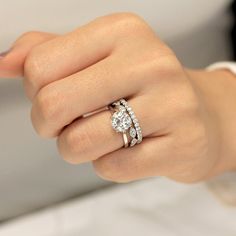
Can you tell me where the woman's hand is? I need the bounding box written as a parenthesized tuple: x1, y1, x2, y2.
(1, 13, 236, 183)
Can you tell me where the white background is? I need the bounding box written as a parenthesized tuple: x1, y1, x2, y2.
(0, 0, 232, 220)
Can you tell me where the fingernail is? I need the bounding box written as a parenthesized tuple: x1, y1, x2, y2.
(0, 49, 11, 58)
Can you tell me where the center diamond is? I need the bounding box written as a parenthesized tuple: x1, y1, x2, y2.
(111, 110, 132, 132)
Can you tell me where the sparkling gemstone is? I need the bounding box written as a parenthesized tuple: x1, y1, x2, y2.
(130, 138, 138, 147)
(119, 105, 126, 112)
(130, 127, 137, 138)
(111, 111, 132, 132)
(131, 114, 135, 119)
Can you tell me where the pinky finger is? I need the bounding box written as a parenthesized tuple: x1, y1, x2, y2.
(93, 136, 172, 183)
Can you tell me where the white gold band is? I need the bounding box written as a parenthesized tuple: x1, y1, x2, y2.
(119, 99, 143, 146)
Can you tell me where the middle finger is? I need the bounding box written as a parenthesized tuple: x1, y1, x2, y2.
(31, 57, 142, 138)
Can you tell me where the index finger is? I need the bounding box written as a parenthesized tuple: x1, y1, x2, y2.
(23, 13, 150, 99)
(0, 31, 56, 78)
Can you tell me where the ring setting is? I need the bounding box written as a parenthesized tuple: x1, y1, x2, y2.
(111, 108, 132, 133)
(109, 99, 143, 148)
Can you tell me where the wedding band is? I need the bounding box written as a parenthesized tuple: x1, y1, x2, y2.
(120, 99, 143, 146)
(122, 132, 129, 148)
(109, 99, 143, 148)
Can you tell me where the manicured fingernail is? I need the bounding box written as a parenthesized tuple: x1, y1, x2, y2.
(0, 49, 11, 58)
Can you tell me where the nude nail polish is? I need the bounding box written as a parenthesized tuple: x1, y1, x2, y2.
(0, 49, 10, 58)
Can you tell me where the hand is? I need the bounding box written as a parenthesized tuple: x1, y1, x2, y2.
(1, 13, 236, 183)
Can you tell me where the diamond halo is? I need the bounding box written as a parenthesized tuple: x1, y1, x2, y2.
(111, 109, 132, 133)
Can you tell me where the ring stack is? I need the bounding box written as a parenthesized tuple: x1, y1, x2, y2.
(109, 99, 143, 148)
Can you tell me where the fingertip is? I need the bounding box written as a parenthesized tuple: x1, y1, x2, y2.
(0, 49, 11, 59)
(0, 31, 57, 79)
(0, 47, 25, 78)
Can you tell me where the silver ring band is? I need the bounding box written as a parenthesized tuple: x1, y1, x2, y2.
(123, 132, 129, 148)
(119, 99, 143, 146)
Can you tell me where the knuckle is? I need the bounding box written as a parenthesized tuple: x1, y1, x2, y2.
(175, 85, 200, 116)
(154, 69, 200, 118)
(17, 31, 41, 42)
(57, 136, 78, 165)
(35, 86, 61, 126)
(24, 47, 45, 92)
(98, 12, 147, 36)
(30, 107, 49, 138)
(140, 49, 181, 87)
(110, 12, 143, 23)
(57, 136, 77, 165)
(114, 13, 146, 31)
(62, 122, 95, 162)
(150, 53, 181, 81)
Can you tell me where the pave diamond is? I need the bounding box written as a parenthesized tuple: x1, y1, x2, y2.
(111, 110, 132, 132)
(131, 114, 135, 119)
(130, 138, 138, 147)
(119, 105, 126, 112)
(130, 127, 137, 138)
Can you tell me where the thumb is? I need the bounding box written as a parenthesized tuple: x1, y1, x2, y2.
(0, 31, 57, 78)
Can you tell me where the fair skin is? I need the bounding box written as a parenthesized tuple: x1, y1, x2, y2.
(0, 13, 236, 183)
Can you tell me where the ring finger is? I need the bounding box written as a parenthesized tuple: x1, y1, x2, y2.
(57, 96, 169, 164)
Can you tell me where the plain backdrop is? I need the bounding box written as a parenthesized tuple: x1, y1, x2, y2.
(0, 0, 233, 221)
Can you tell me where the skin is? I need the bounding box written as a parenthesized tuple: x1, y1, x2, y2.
(0, 13, 236, 183)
